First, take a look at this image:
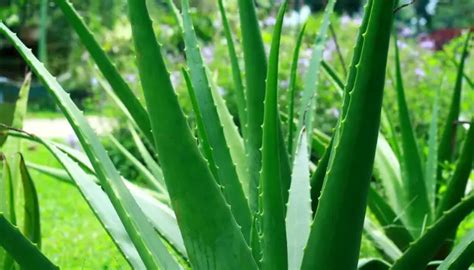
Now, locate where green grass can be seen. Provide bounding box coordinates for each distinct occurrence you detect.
[23,141,129,269]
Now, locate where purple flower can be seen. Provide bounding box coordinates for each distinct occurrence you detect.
[419,39,435,50]
[415,68,426,78]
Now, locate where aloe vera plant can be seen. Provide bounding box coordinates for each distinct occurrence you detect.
[0,0,472,269]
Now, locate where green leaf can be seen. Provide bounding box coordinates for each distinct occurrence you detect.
[126,0,257,268]
[0,214,57,269]
[391,194,474,270]
[181,0,252,242]
[373,135,405,220]
[393,31,430,236]
[302,0,396,268]
[18,155,41,247]
[128,124,165,186]
[182,68,217,177]
[52,0,154,145]
[0,157,15,269]
[436,120,474,217]
[424,81,440,213]
[237,0,267,213]
[295,0,336,152]
[438,229,474,270]
[438,31,471,164]
[287,24,307,155]
[364,217,402,262]
[358,258,390,270]
[108,135,168,197]
[0,22,180,270]
[286,129,312,270]
[367,187,413,251]
[208,71,250,201]
[260,2,288,268]
[309,138,332,213]
[217,0,247,137]
[33,141,147,269]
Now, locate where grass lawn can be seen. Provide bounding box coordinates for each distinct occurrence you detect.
[23,142,130,269]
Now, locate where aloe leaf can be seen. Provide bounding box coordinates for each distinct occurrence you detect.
[295,0,336,151]
[128,124,165,185]
[181,0,252,241]
[287,24,307,155]
[373,134,405,219]
[393,32,430,235]
[259,2,289,268]
[391,194,474,270]
[217,0,247,137]
[26,143,186,262]
[0,22,180,269]
[309,138,332,213]
[286,129,312,270]
[208,71,250,200]
[321,60,345,91]
[364,217,402,262]
[18,155,41,248]
[182,68,218,176]
[438,31,471,164]
[237,0,267,213]
[33,141,147,269]
[425,82,440,213]
[0,214,57,269]
[301,0,396,268]
[52,0,153,145]
[436,120,474,217]
[0,157,15,268]
[108,135,168,197]
[438,229,474,270]
[368,187,413,251]
[127,0,257,267]
[358,258,390,270]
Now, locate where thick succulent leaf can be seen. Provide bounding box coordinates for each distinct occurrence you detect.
[287,24,307,155]
[108,135,168,197]
[302,0,396,268]
[438,229,474,270]
[438,31,471,165]
[373,135,405,218]
[309,138,332,213]
[425,83,440,212]
[27,147,187,261]
[391,194,474,270]
[126,0,257,268]
[0,157,15,269]
[208,72,250,200]
[182,69,218,178]
[295,0,336,151]
[217,0,247,137]
[236,0,267,213]
[36,141,147,269]
[260,2,288,268]
[367,187,413,251]
[0,214,58,269]
[393,32,430,235]
[18,155,41,247]
[0,73,31,147]
[321,60,345,91]
[436,120,474,217]
[286,129,312,270]
[364,217,402,262]
[52,0,153,145]
[0,22,180,269]
[358,258,390,270]
[128,125,165,185]
[181,0,252,242]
